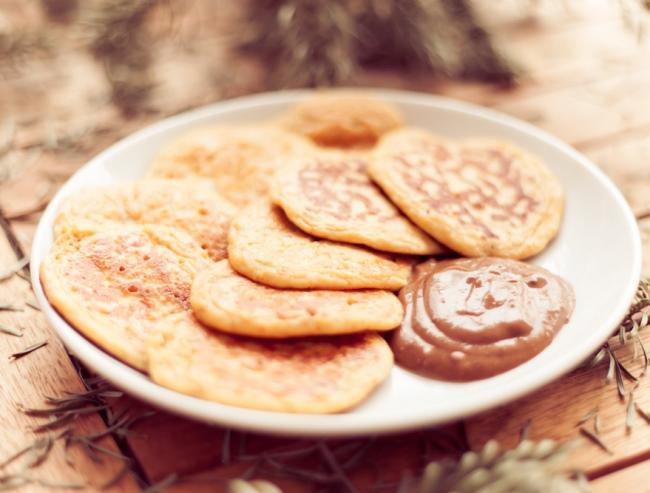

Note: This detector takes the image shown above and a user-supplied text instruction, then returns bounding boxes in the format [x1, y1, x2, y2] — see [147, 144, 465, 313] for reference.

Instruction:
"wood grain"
[585, 136, 650, 215]
[584, 138, 650, 277]
[465, 328, 650, 478]
[119, 397, 293, 483]
[590, 458, 650, 492]
[0, 228, 140, 492]
[494, 69, 650, 147]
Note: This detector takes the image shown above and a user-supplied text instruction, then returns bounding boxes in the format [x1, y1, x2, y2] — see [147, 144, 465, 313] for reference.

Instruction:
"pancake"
[278, 92, 403, 148]
[40, 225, 211, 370]
[146, 312, 393, 413]
[368, 128, 564, 259]
[191, 260, 403, 338]
[54, 179, 235, 261]
[271, 150, 445, 255]
[228, 200, 413, 290]
[148, 125, 314, 207]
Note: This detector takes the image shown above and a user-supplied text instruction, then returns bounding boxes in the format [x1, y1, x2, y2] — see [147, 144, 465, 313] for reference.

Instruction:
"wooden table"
[1, 2, 650, 491]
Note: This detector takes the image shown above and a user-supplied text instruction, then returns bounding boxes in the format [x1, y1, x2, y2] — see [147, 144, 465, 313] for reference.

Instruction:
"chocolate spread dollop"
[392, 257, 574, 381]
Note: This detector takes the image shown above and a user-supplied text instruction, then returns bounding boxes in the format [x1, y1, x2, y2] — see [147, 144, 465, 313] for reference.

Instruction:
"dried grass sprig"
[356, 0, 516, 84]
[408, 439, 582, 493]
[239, 0, 517, 88]
[9, 341, 48, 361]
[229, 440, 583, 493]
[80, 0, 160, 115]
[239, 0, 355, 87]
[2, 380, 152, 489]
[587, 279, 650, 378]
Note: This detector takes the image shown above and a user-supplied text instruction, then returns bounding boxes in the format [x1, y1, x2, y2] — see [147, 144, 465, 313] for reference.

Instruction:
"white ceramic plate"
[31, 89, 641, 437]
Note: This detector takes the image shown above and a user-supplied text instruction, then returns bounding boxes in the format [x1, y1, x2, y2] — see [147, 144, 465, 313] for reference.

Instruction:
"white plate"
[31, 89, 641, 437]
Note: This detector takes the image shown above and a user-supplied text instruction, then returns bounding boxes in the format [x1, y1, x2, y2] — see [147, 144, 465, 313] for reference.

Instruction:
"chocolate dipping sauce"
[392, 257, 575, 381]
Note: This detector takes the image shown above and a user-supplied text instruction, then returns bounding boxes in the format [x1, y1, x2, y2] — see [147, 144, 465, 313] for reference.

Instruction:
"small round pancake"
[228, 200, 413, 290]
[369, 128, 564, 259]
[54, 179, 235, 261]
[271, 151, 445, 255]
[148, 125, 314, 207]
[278, 93, 403, 148]
[40, 225, 211, 370]
[191, 260, 403, 338]
[146, 312, 393, 413]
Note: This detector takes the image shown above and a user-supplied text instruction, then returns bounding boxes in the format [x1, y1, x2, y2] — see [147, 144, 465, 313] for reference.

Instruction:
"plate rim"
[30, 88, 642, 437]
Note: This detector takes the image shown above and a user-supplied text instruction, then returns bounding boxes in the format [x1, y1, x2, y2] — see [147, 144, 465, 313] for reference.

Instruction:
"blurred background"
[1, 3, 650, 489]
[1, 0, 650, 268]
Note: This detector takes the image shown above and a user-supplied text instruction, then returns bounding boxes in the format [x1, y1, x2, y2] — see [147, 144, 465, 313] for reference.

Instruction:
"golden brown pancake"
[54, 179, 234, 261]
[228, 200, 413, 290]
[146, 312, 393, 413]
[278, 92, 403, 148]
[271, 150, 445, 255]
[191, 260, 403, 338]
[148, 125, 314, 207]
[369, 128, 564, 258]
[40, 225, 211, 370]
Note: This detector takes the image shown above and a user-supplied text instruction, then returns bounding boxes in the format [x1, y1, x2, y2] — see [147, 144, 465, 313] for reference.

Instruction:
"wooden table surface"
[1, 2, 650, 492]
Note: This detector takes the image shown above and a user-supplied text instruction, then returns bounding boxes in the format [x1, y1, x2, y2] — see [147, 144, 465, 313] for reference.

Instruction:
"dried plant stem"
[9, 341, 47, 361]
[0, 257, 30, 282]
[579, 428, 613, 455]
[0, 324, 22, 337]
[0, 303, 22, 312]
[25, 301, 41, 311]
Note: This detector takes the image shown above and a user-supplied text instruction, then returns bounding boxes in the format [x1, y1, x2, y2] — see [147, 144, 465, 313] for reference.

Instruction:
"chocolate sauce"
[392, 257, 574, 381]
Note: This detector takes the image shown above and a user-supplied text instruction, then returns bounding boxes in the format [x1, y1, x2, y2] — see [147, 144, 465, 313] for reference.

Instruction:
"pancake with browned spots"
[146, 312, 393, 413]
[271, 150, 445, 255]
[228, 200, 413, 290]
[40, 225, 211, 370]
[54, 179, 235, 261]
[148, 125, 314, 207]
[191, 260, 403, 338]
[369, 128, 564, 259]
[278, 93, 403, 148]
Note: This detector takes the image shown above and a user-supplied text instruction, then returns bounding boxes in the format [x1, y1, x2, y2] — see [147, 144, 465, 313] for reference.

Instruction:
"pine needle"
[576, 408, 598, 426]
[9, 341, 47, 361]
[0, 304, 22, 312]
[0, 257, 29, 282]
[579, 427, 613, 454]
[24, 301, 41, 311]
[0, 325, 22, 337]
[636, 403, 650, 424]
[0, 437, 52, 471]
[317, 442, 358, 493]
[626, 393, 636, 433]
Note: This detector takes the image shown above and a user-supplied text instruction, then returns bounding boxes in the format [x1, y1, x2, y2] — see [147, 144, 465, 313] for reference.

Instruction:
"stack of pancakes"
[41, 93, 563, 413]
